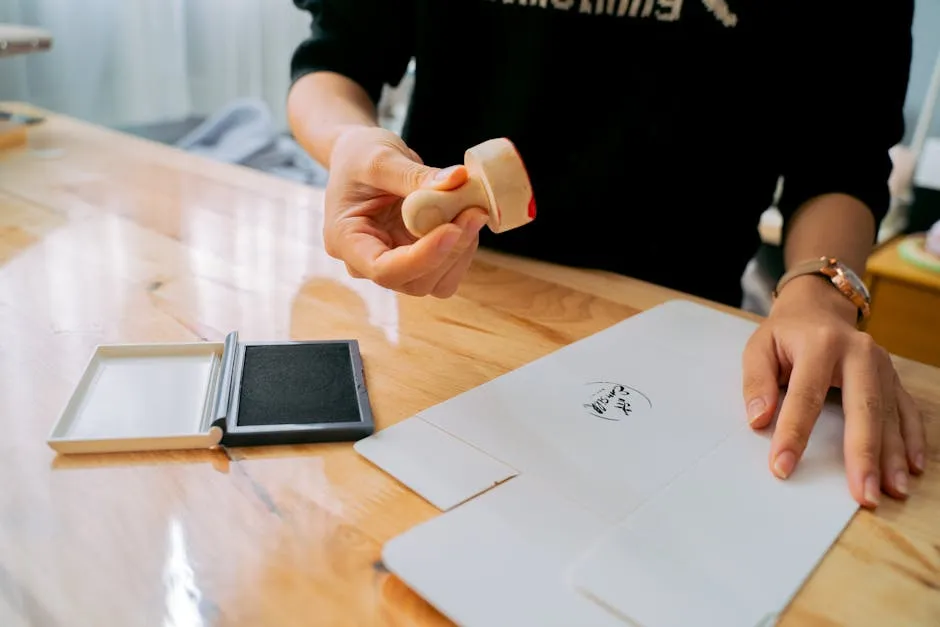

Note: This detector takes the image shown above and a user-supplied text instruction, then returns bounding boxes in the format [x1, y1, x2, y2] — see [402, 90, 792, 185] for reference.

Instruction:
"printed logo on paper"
[583, 382, 652, 421]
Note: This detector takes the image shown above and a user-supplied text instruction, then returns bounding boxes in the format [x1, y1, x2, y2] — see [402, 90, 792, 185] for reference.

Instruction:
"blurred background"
[0, 1, 413, 147]
[1, 0, 936, 150]
[2, 0, 939, 364]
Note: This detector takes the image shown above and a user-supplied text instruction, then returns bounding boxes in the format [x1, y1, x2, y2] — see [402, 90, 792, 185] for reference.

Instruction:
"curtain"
[0, 0, 312, 132]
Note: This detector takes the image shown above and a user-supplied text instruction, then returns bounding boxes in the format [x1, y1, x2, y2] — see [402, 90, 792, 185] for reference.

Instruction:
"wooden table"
[864, 235, 940, 369]
[1, 104, 938, 627]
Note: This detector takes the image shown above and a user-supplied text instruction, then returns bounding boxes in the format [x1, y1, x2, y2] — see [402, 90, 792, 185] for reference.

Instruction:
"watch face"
[836, 263, 870, 301]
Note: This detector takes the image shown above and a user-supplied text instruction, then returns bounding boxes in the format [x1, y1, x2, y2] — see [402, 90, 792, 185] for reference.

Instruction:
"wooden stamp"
[401, 138, 536, 238]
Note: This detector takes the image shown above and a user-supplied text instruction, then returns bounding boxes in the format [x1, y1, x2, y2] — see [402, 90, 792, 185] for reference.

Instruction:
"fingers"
[400, 208, 488, 297]
[895, 370, 927, 475]
[326, 131, 482, 292]
[370, 224, 463, 287]
[363, 143, 467, 197]
[770, 339, 838, 481]
[425, 164, 469, 192]
[741, 329, 781, 429]
[341, 209, 485, 294]
[880, 418, 909, 500]
[877, 351, 909, 499]
[840, 336, 887, 508]
[344, 262, 365, 279]
[334, 154, 477, 291]
[431, 237, 479, 298]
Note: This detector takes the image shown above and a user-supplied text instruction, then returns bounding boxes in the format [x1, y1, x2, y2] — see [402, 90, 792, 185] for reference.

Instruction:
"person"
[286, 0, 926, 508]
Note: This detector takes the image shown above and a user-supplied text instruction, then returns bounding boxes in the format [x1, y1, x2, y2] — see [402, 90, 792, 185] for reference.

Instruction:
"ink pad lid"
[47, 331, 375, 454]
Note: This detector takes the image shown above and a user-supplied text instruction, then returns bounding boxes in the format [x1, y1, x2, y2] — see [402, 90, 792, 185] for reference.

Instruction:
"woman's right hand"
[322, 126, 490, 298]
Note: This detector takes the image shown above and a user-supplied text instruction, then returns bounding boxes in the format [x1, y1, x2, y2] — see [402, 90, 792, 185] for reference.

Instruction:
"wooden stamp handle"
[401, 178, 490, 237]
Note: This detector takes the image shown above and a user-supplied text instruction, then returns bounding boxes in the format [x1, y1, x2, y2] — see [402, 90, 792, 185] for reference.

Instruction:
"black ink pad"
[46, 330, 374, 455]
[218, 333, 375, 446]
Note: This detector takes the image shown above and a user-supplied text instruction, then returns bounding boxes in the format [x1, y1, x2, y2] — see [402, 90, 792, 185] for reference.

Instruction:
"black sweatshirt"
[290, 0, 912, 306]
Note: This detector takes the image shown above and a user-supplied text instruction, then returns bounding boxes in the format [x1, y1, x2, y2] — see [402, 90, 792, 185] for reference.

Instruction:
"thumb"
[742, 329, 781, 429]
[364, 146, 468, 197]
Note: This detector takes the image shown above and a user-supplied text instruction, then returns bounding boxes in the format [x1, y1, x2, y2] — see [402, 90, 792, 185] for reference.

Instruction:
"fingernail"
[864, 474, 881, 506]
[438, 230, 460, 253]
[434, 165, 459, 181]
[773, 450, 796, 479]
[894, 470, 909, 496]
[747, 398, 767, 425]
[915, 453, 925, 472]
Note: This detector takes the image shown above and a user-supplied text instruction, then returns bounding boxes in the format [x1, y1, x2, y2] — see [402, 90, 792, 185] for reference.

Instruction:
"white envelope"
[354, 300, 857, 627]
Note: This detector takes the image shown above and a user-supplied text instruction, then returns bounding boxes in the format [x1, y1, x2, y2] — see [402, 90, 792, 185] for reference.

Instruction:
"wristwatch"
[773, 256, 872, 322]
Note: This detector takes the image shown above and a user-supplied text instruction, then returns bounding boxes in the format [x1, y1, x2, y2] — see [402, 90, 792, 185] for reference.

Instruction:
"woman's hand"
[323, 126, 489, 297]
[742, 275, 926, 508]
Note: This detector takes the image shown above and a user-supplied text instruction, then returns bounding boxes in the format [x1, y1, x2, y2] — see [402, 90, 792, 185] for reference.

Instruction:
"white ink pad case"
[47, 332, 374, 454]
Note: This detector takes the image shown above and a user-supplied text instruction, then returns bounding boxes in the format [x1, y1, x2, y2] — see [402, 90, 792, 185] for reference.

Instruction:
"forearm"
[783, 192, 876, 276]
[775, 193, 877, 321]
[287, 71, 380, 168]
[771, 0, 911, 317]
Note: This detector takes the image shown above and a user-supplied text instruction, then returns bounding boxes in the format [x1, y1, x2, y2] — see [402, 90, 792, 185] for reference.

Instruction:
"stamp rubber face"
[235, 343, 363, 427]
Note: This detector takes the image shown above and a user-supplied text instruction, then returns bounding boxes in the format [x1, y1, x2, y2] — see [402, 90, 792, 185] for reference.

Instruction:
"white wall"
[0, 0, 311, 132]
[905, 0, 940, 143]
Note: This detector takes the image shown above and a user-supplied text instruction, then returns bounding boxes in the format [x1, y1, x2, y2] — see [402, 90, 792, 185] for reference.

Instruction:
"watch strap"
[773, 256, 871, 322]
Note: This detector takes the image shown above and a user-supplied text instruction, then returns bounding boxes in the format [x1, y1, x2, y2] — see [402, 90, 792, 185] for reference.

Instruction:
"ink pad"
[47, 332, 374, 454]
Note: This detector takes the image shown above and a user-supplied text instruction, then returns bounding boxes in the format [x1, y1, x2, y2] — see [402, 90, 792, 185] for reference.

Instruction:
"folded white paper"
[355, 300, 858, 627]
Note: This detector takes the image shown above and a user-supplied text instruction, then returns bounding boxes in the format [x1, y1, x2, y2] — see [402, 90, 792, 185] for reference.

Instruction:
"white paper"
[382, 474, 623, 627]
[568, 403, 854, 627]
[354, 416, 517, 510]
[355, 300, 857, 626]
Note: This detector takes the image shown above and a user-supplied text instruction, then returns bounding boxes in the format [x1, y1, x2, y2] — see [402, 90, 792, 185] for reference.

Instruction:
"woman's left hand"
[741, 275, 926, 508]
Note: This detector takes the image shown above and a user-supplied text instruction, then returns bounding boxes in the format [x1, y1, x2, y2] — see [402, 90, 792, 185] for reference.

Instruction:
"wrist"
[772, 273, 860, 324]
[328, 123, 380, 166]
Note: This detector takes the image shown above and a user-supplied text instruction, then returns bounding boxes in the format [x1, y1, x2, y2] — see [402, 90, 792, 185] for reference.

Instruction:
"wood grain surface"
[1, 104, 938, 627]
